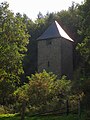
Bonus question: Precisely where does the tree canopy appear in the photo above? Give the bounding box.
[0,2,29,104]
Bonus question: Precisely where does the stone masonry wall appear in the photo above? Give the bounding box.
[61,38,73,79]
[38,38,62,76]
[37,37,73,79]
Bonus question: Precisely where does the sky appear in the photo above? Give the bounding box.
[0,0,84,20]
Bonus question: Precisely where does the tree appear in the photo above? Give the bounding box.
[27,71,71,113]
[77,0,90,71]
[75,0,90,109]
[15,70,72,119]
[14,84,29,120]
[76,0,90,78]
[37,12,44,19]
[0,2,29,105]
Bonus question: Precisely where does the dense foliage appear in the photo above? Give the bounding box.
[0,2,29,105]
[15,71,72,119]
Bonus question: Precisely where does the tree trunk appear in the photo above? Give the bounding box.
[20,101,26,120]
[66,100,69,116]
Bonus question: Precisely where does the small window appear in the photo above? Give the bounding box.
[46,40,52,45]
[48,61,50,67]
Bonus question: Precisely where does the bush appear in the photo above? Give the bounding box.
[0,106,6,114]
[0,105,13,114]
[15,70,72,117]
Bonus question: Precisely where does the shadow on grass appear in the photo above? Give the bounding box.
[0,114,86,120]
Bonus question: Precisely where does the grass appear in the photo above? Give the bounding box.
[0,114,86,120]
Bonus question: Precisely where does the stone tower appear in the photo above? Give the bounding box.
[37,21,74,79]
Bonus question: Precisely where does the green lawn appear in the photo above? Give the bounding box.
[0,114,86,120]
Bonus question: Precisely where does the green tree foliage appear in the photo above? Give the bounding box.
[77,0,90,75]
[15,71,72,117]
[57,3,80,44]
[14,84,29,120]
[76,0,90,108]
[0,2,29,105]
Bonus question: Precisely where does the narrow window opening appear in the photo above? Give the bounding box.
[46,40,52,45]
[48,61,50,67]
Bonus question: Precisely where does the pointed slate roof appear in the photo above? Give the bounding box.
[37,21,73,42]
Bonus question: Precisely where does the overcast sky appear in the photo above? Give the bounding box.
[0,0,84,20]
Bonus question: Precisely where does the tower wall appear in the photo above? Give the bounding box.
[37,37,73,79]
[38,38,62,76]
[61,38,73,79]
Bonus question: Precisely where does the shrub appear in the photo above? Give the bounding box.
[15,70,72,119]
